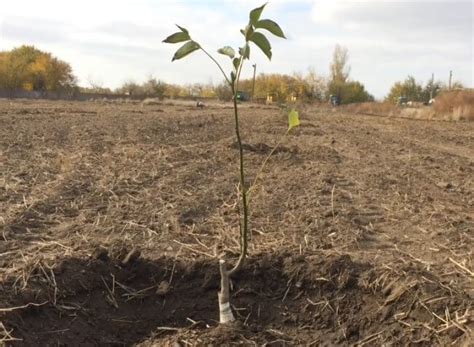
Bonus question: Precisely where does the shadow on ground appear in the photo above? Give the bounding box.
[1,249,471,345]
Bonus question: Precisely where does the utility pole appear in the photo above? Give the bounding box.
[449,70,452,90]
[430,72,434,100]
[251,64,257,100]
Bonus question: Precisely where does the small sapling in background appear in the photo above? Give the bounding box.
[164,2,299,324]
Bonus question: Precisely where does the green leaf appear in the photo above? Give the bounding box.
[176,24,189,34]
[217,46,235,59]
[249,3,267,25]
[239,44,250,60]
[249,32,272,60]
[233,57,240,71]
[163,31,190,44]
[244,24,254,41]
[172,41,200,61]
[288,109,300,130]
[255,19,286,38]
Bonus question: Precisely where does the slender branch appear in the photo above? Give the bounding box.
[199,46,232,86]
[229,58,248,276]
[248,128,290,200]
[198,42,249,276]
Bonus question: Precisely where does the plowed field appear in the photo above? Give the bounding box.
[1,99,472,345]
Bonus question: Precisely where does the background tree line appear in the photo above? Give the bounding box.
[1,45,464,103]
[214,44,374,103]
[386,75,464,103]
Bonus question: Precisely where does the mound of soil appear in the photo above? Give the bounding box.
[1,248,471,345]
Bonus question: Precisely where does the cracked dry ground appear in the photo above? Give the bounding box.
[0,99,472,345]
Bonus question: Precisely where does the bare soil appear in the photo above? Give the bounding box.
[0,99,473,345]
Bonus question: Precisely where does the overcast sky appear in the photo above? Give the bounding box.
[1,0,472,98]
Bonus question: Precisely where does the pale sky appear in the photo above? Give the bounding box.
[1,0,472,98]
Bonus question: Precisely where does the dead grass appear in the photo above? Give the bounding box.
[342,90,474,122]
[343,102,397,116]
[433,90,474,121]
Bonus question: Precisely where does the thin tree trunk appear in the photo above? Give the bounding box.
[218,260,235,323]
[218,68,248,324]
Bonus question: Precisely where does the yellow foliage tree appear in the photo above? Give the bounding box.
[238,73,312,102]
[0,53,7,89]
[0,45,76,93]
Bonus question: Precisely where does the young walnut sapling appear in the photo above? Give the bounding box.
[163,2,299,324]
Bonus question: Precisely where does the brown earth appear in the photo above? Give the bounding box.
[0,99,473,346]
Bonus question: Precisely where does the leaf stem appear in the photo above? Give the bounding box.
[199,46,232,86]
